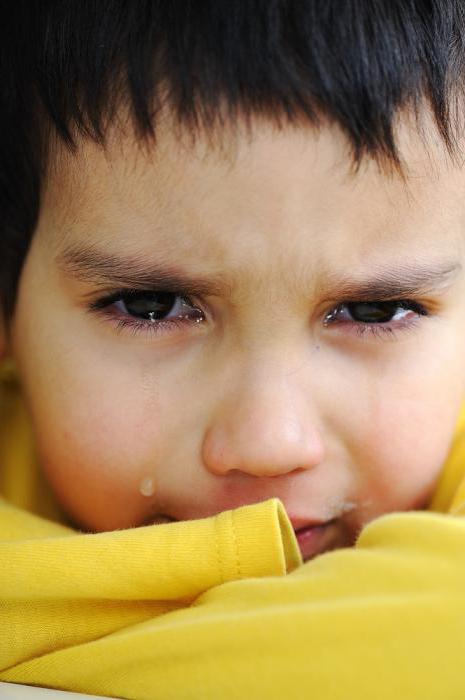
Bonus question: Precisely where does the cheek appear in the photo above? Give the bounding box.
[23,357,169,531]
[346,365,464,521]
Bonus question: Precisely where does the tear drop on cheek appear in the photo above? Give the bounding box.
[139,476,156,497]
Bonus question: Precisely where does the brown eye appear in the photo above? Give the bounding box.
[89,289,206,338]
[345,301,401,324]
[321,297,429,342]
[116,291,177,321]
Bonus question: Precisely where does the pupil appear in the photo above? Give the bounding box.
[123,292,176,320]
[347,301,397,323]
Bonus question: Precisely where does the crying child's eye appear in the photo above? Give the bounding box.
[115,291,186,321]
[322,298,429,341]
[89,289,206,337]
[344,300,422,324]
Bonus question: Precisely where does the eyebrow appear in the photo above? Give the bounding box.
[57,243,462,301]
[323,261,462,301]
[57,244,232,297]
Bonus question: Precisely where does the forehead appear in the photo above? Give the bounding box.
[41,115,465,279]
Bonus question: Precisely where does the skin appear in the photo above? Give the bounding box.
[3,114,465,560]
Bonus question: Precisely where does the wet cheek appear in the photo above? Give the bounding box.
[32,376,167,531]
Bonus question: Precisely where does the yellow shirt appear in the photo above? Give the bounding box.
[2,369,465,699]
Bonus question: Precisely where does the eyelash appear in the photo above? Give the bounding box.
[88,289,429,341]
[322,299,429,341]
[89,289,205,338]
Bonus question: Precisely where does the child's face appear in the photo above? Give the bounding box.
[6,115,465,559]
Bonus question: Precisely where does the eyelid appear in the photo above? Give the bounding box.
[322,298,430,342]
[88,288,207,340]
[326,298,427,320]
[88,288,179,310]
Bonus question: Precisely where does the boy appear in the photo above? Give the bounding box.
[2,1,465,697]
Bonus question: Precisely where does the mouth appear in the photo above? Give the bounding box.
[291,518,337,561]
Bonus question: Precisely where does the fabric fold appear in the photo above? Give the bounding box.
[0,497,296,673]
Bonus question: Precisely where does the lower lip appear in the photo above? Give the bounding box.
[295,522,334,560]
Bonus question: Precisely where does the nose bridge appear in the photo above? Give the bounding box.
[202,354,325,478]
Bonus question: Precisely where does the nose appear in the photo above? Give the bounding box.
[202,363,325,478]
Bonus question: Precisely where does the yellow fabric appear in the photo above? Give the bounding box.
[3,371,465,699]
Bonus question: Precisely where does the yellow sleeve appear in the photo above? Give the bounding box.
[3,496,465,699]
[0,497,299,675]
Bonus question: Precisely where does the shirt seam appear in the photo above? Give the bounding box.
[230,509,242,579]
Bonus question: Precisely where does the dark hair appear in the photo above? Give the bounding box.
[1,0,464,320]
